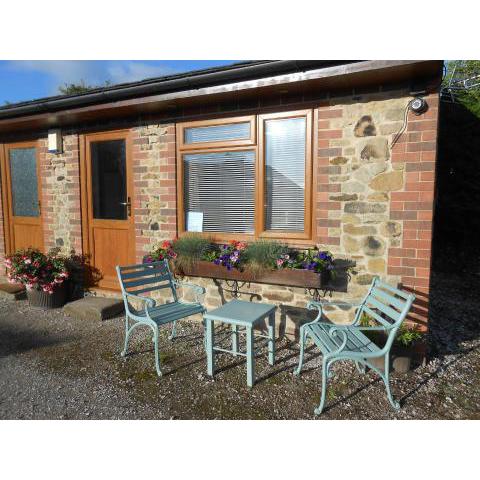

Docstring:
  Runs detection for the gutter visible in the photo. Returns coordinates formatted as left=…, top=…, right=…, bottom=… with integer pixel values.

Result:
left=0, top=60, right=351, bottom=120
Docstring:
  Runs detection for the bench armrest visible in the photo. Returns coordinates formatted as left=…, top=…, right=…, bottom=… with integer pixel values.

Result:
left=306, top=300, right=362, bottom=326
left=173, top=280, right=206, bottom=304
left=123, top=291, right=156, bottom=317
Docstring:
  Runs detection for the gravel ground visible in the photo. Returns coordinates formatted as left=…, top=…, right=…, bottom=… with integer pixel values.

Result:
left=0, top=270, right=479, bottom=420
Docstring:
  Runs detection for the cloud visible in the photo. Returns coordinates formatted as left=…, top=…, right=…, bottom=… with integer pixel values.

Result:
left=106, top=61, right=176, bottom=84
left=6, top=60, right=179, bottom=95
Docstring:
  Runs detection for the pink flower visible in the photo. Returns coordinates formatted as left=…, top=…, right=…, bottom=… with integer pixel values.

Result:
left=24, top=258, right=32, bottom=265
left=276, top=259, right=284, bottom=267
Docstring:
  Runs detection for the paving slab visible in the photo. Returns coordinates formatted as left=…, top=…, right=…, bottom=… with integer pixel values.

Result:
left=0, top=283, right=26, bottom=301
left=63, top=296, right=124, bottom=321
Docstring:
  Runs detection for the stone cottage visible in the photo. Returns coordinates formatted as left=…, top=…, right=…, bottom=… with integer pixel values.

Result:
left=0, top=60, right=442, bottom=339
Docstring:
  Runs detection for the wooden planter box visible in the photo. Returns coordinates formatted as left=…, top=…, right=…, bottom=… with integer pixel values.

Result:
left=176, top=260, right=329, bottom=289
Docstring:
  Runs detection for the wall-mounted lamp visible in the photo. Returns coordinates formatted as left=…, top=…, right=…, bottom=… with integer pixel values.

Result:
left=48, top=129, right=63, bottom=154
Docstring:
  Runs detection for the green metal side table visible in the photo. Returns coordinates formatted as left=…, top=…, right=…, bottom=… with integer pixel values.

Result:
left=203, top=299, right=276, bottom=387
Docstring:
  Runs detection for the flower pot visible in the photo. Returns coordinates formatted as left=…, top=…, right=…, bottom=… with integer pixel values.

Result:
left=176, top=260, right=330, bottom=289
left=26, top=283, right=67, bottom=309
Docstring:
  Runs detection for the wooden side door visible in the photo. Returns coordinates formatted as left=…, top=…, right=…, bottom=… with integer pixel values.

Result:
left=1, top=141, right=44, bottom=253
left=81, top=131, right=135, bottom=290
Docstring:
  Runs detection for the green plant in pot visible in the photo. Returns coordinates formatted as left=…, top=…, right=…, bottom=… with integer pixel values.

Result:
left=5, top=248, right=69, bottom=308
left=172, top=234, right=214, bottom=272
left=392, top=324, right=424, bottom=373
left=243, top=240, right=289, bottom=277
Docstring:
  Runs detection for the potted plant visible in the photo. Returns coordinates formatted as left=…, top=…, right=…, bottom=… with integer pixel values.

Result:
left=5, top=248, right=69, bottom=309
left=391, top=324, right=425, bottom=373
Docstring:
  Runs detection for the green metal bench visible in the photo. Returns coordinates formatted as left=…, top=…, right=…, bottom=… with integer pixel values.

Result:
left=116, top=260, right=206, bottom=376
left=294, top=277, right=415, bottom=415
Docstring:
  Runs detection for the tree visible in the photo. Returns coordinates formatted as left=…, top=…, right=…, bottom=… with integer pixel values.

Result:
left=443, top=60, right=480, bottom=117
left=58, top=79, right=111, bottom=95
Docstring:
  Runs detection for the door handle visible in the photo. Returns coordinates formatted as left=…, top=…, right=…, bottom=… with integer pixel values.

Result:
left=120, top=197, right=132, bottom=217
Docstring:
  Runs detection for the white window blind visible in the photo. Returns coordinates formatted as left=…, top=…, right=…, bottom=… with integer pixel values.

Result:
left=184, top=122, right=250, bottom=144
left=264, top=117, right=306, bottom=231
left=184, top=150, right=255, bottom=233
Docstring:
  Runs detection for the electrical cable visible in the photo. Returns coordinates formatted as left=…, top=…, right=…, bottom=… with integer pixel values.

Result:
left=390, top=99, right=414, bottom=148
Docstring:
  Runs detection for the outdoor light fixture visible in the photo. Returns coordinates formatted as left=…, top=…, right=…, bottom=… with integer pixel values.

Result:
left=410, top=97, right=428, bottom=115
left=48, top=129, right=63, bottom=154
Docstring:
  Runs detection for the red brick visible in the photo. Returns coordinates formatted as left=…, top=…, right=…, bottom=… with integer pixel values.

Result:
left=318, top=109, right=343, bottom=119
left=318, top=129, right=343, bottom=139
left=406, top=141, right=437, bottom=153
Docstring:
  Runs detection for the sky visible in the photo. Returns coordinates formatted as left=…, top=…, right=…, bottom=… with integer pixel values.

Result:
left=0, top=60, right=238, bottom=105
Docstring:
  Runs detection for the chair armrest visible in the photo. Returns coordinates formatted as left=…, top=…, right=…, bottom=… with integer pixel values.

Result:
left=173, top=280, right=206, bottom=304
left=124, top=291, right=156, bottom=309
left=305, top=300, right=361, bottom=327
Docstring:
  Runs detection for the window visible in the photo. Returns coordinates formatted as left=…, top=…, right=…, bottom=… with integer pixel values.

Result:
left=177, top=110, right=312, bottom=241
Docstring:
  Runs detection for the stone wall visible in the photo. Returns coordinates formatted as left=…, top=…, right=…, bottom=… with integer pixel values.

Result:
left=130, top=123, right=177, bottom=263
left=39, top=133, right=82, bottom=254
left=314, top=90, right=438, bottom=329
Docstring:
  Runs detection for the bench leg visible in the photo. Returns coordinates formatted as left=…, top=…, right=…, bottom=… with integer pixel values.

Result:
left=153, top=326, right=162, bottom=377
left=168, top=320, right=177, bottom=341
left=314, top=359, right=330, bottom=415
left=121, top=316, right=130, bottom=357
left=246, top=326, right=255, bottom=387
left=383, top=354, right=400, bottom=410
left=294, top=326, right=307, bottom=376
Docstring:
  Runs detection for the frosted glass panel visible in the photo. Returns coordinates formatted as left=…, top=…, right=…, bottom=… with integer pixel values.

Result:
left=265, top=117, right=306, bottom=231
left=184, top=150, right=255, bottom=233
left=91, top=140, right=127, bottom=220
left=184, top=122, right=250, bottom=144
left=9, top=147, right=40, bottom=217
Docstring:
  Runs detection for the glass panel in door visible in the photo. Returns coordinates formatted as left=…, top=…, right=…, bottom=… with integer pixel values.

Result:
left=90, top=139, right=127, bottom=220
left=9, top=147, right=40, bottom=217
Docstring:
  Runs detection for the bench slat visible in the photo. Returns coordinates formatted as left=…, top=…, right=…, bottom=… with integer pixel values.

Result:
left=375, top=279, right=410, bottom=299
left=123, top=274, right=171, bottom=289
left=120, top=266, right=168, bottom=280
left=307, top=323, right=380, bottom=355
left=129, top=284, right=172, bottom=295
left=371, top=287, right=406, bottom=311
left=362, top=305, right=392, bottom=328
left=366, top=296, right=401, bottom=322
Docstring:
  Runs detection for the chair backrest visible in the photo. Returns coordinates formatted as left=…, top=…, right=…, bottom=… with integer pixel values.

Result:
left=356, top=277, right=416, bottom=350
left=116, top=260, right=177, bottom=302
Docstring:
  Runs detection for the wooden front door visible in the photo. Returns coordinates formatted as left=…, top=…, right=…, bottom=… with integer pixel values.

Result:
left=1, top=141, right=44, bottom=253
left=82, top=131, right=135, bottom=290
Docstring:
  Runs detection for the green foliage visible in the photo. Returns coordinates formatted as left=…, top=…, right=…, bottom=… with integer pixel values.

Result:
left=396, top=324, right=423, bottom=348
left=58, top=79, right=111, bottom=95
left=358, top=312, right=372, bottom=327
left=172, top=234, right=213, bottom=271
left=443, top=61, right=480, bottom=118
left=243, top=240, right=289, bottom=276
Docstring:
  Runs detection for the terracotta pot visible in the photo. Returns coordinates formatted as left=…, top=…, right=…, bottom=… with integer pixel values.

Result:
left=175, top=260, right=330, bottom=289
left=26, top=283, right=67, bottom=309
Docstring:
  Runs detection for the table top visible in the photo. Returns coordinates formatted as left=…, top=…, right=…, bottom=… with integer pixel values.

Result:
left=204, top=299, right=276, bottom=326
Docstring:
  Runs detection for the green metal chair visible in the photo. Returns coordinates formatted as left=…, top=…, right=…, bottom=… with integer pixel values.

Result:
left=294, top=277, right=415, bottom=415
left=116, top=260, right=206, bottom=376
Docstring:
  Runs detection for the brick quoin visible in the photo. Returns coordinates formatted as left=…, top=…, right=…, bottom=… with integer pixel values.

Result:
left=387, top=92, right=439, bottom=331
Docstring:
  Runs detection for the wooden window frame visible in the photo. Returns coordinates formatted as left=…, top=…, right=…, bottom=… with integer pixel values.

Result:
left=176, top=110, right=314, bottom=243
left=257, top=109, right=313, bottom=241
left=177, top=115, right=256, bottom=151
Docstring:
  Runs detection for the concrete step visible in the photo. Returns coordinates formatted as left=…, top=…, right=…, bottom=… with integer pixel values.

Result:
left=63, top=296, right=124, bottom=321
